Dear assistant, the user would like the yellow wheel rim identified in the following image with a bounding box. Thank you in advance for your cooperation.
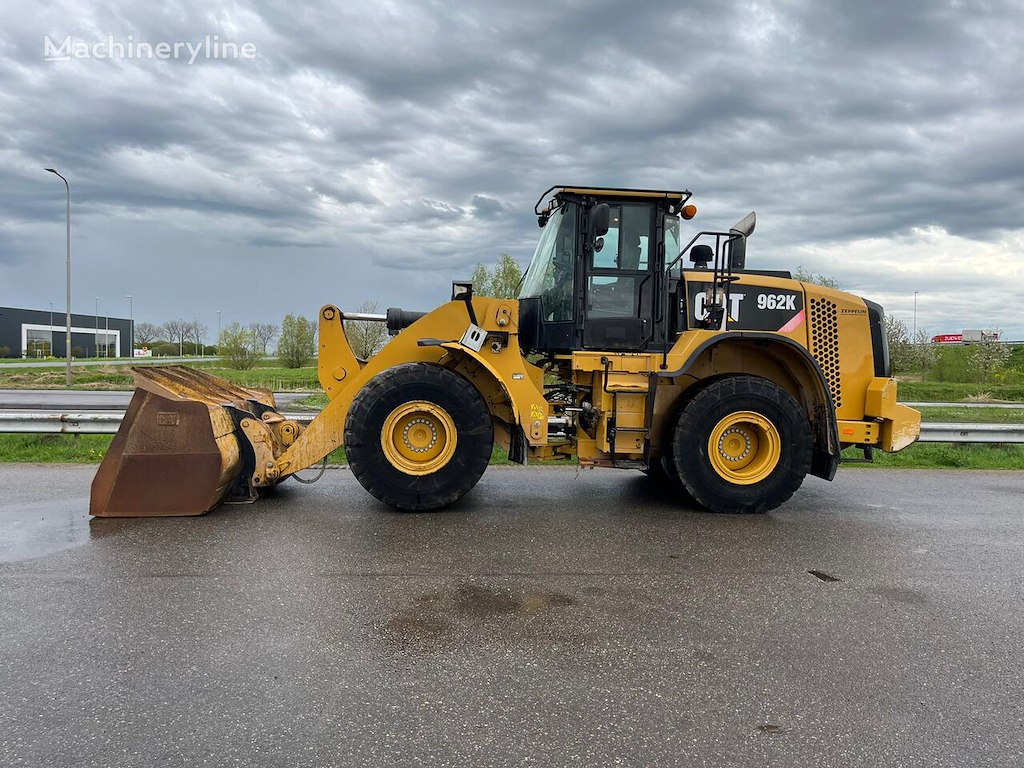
[380,401,458,476]
[707,410,781,485]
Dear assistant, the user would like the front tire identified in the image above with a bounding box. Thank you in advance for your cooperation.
[672,376,812,514]
[345,363,493,511]
[643,437,697,507]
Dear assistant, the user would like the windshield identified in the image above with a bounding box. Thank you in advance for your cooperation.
[519,202,577,321]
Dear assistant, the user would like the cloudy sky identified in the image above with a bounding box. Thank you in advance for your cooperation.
[1,0,1022,340]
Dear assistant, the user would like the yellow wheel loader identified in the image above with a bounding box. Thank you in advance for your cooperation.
[91,186,921,517]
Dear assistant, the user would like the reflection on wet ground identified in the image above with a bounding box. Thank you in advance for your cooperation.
[383,582,578,647]
[0,465,95,562]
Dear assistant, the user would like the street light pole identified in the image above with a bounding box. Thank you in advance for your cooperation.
[95,296,99,357]
[126,295,133,357]
[913,291,919,342]
[49,302,53,356]
[44,168,71,386]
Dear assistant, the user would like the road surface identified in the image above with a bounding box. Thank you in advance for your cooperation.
[1,466,1022,766]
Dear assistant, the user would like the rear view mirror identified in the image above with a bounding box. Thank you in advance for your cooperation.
[589,203,610,237]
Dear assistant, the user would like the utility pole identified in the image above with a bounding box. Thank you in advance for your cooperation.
[126,295,133,357]
[913,291,919,342]
[44,168,71,386]
[94,296,99,357]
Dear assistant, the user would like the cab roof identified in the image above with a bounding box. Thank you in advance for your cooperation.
[535,185,692,217]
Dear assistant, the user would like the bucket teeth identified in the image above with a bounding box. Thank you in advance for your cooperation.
[90,366,284,517]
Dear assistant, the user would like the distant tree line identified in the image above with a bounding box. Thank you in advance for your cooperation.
[797,268,1019,385]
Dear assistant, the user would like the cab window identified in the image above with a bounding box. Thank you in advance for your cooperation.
[591,204,651,271]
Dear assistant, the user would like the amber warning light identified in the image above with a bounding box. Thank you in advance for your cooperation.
[681,204,698,220]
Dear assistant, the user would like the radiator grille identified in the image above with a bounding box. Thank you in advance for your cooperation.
[809,298,842,408]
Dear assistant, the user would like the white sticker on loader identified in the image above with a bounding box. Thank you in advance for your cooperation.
[460,324,487,352]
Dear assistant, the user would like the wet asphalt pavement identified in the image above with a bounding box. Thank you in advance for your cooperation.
[1,465,1022,767]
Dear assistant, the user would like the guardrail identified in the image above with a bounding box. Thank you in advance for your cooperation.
[0,411,1022,443]
[0,411,316,435]
[916,423,1024,443]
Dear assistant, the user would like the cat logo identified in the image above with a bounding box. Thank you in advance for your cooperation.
[694,291,746,322]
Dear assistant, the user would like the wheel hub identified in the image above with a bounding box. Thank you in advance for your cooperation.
[381,401,458,476]
[707,411,781,485]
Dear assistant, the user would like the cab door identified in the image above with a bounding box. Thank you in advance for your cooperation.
[582,202,656,350]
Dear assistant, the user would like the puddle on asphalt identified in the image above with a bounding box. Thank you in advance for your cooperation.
[0,502,93,563]
[0,498,140,563]
[383,582,578,646]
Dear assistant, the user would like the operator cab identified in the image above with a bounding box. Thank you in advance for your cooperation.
[518,186,693,354]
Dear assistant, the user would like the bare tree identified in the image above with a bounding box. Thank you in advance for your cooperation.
[346,301,388,359]
[190,320,208,355]
[162,319,189,357]
[134,322,161,346]
[913,327,936,372]
[249,322,279,354]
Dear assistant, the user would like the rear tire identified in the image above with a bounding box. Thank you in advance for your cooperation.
[672,376,811,514]
[345,363,493,511]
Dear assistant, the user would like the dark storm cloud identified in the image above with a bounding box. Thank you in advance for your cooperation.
[1,0,1022,334]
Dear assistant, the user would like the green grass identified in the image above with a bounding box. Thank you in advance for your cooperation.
[843,443,1024,470]
[898,380,1024,402]
[916,406,1024,424]
[0,434,114,462]
[287,393,330,410]
[203,366,319,391]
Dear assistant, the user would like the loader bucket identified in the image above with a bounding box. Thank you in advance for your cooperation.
[91,366,282,517]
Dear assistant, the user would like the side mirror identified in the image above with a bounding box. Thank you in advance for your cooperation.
[589,203,610,237]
